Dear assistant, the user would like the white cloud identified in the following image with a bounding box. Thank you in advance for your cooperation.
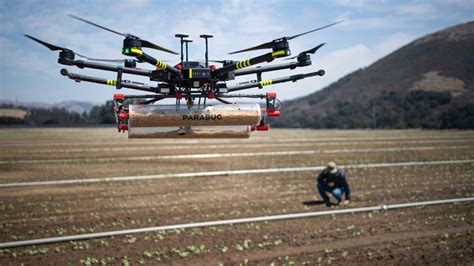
[341,17,402,30]
[0,0,471,103]
[373,32,414,57]
[272,44,373,100]
[0,36,58,77]
[266,31,415,100]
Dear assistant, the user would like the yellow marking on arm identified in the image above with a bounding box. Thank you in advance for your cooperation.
[271,50,285,57]
[155,60,167,70]
[259,80,273,86]
[236,59,252,69]
[130,48,143,56]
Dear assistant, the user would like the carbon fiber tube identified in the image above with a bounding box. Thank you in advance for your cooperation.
[60,69,157,93]
[228,69,325,92]
[213,52,275,76]
[73,60,151,76]
[137,52,181,76]
[234,61,300,76]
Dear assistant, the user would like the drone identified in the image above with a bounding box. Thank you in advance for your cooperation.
[25,15,342,138]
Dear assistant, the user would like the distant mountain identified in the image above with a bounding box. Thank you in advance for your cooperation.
[272,21,474,129]
[0,100,97,114]
[55,101,96,114]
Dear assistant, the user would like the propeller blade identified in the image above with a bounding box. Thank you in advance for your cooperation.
[287,20,344,40]
[141,40,178,55]
[285,43,326,60]
[68,14,126,37]
[228,42,274,54]
[24,34,67,51]
[228,21,343,54]
[68,14,178,55]
[25,35,140,64]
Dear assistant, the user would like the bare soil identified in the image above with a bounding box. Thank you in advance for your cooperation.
[0,128,473,265]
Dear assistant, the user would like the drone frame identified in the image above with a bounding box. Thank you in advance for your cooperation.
[26,15,342,133]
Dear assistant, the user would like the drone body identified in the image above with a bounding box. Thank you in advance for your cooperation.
[26,15,342,138]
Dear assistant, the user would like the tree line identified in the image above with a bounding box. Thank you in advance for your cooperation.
[2,91,473,129]
[0,101,116,126]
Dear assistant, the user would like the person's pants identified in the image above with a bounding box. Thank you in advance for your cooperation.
[317,182,345,205]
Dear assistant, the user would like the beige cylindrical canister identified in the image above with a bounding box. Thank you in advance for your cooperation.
[128,126,251,139]
[129,104,261,127]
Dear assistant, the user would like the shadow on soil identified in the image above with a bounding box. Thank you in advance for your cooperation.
[303,200,326,206]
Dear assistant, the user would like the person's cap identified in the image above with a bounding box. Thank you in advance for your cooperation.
[327,161,337,174]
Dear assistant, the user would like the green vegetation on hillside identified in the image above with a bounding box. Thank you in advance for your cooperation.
[272,22,474,129]
[272,90,474,129]
[440,103,474,129]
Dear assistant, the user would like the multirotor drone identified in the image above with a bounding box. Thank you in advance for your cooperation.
[26,15,342,138]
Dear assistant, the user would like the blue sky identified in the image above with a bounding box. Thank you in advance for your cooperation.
[0,0,472,104]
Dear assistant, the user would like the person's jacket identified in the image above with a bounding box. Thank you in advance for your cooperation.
[317,168,351,200]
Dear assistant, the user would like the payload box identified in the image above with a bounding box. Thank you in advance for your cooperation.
[127,104,263,138]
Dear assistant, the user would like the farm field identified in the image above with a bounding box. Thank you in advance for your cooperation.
[0,128,473,265]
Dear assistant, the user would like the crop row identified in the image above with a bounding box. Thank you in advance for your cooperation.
[1,202,471,265]
[1,164,472,242]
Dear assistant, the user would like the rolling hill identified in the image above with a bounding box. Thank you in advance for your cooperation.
[0,100,96,114]
[272,21,474,129]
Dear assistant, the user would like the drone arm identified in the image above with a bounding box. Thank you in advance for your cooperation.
[217,94,266,99]
[115,93,266,100]
[227,69,325,92]
[122,94,172,99]
[213,49,289,77]
[129,49,181,76]
[234,61,302,76]
[60,69,159,93]
[73,60,152,77]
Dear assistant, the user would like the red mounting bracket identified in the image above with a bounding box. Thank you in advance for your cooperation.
[265,92,281,117]
[113,94,128,133]
[252,124,269,131]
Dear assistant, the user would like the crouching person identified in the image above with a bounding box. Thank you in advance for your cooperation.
[317,162,351,206]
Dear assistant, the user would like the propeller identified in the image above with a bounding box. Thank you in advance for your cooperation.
[229,21,343,54]
[25,34,69,51]
[285,43,326,60]
[25,35,145,66]
[68,14,178,55]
